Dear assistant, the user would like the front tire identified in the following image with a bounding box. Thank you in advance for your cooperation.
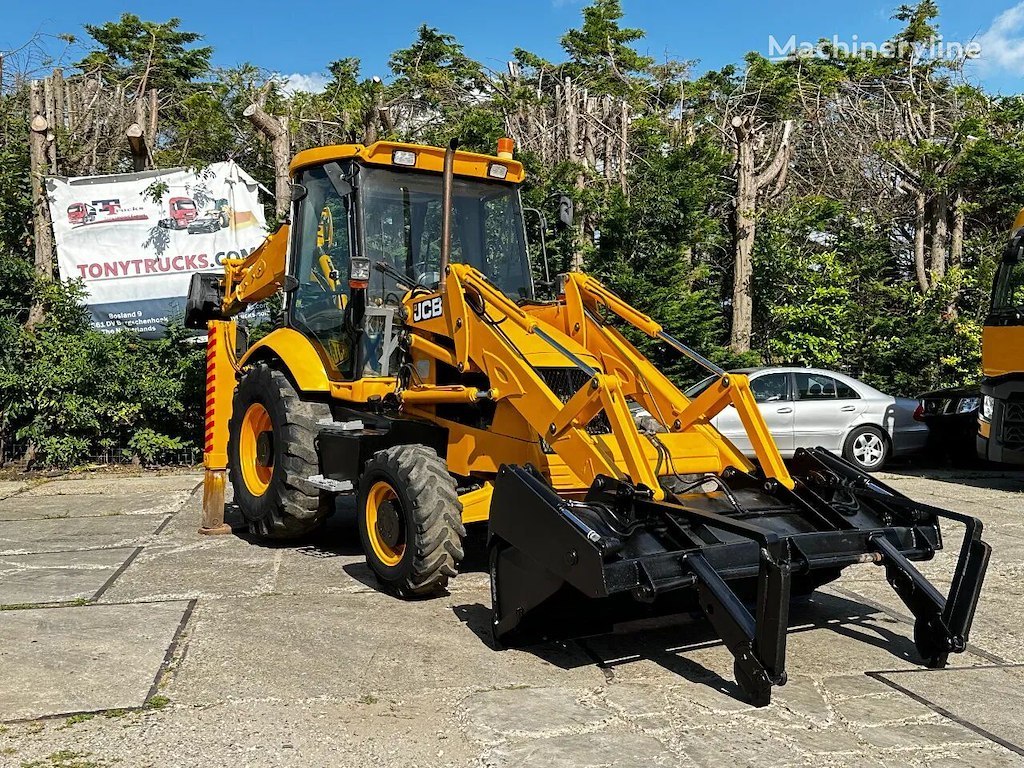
[357,445,465,597]
[843,425,890,471]
[228,363,331,539]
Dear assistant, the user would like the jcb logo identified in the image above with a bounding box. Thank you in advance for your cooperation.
[413,296,443,323]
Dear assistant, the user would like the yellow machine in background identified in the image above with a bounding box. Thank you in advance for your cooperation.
[187,137,989,707]
[979,208,1024,463]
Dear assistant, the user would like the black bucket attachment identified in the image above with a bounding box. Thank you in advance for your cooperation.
[488,448,991,706]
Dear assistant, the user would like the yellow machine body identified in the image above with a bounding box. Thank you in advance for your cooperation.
[979,207,1024,464]
[190,139,990,709]
[201,140,789,519]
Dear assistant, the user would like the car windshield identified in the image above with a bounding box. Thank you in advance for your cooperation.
[359,166,532,301]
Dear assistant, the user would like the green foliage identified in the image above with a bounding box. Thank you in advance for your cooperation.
[0,266,204,467]
[77,14,212,93]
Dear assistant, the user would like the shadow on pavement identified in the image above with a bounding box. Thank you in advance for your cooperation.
[452,589,922,706]
[881,465,1024,493]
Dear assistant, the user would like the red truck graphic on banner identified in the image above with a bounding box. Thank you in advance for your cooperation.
[67,202,97,225]
[168,197,198,229]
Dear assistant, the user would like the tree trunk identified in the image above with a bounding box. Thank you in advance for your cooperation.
[913,191,928,293]
[730,117,756,354]
[244,103,291,220]
[43,76,57,174]
[619,100,629,195]
[931,192,948,281]
[147,88,159,152]
[27,80,54,330]
[950,191,964,268]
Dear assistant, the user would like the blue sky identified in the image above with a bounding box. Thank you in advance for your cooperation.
[3,1,1023,94]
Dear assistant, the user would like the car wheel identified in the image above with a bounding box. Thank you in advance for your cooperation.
[843,425,890,471]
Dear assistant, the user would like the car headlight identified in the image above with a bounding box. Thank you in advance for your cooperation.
[957,397,980,414]
[982,395,994,421]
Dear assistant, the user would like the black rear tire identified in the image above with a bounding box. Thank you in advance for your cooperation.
[228,362,331,539]
[357,445,465,597]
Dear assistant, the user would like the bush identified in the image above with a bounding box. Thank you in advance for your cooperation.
[0,262,206,467]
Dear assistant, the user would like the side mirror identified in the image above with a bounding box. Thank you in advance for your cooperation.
[556,194,574,229]
[1005,228,1024,264]
[290,183,308,203]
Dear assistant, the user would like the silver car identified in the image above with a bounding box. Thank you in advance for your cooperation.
[685,367,928,471]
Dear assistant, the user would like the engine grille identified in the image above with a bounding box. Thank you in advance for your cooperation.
[536,367,612,439]
[1002,398,1024,451]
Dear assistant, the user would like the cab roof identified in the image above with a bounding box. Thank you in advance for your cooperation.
[289,141,525,184]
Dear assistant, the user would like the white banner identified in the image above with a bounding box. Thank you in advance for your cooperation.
[48,161,267,338]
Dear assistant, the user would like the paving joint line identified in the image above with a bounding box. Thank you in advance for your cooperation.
[145,598,198,702]
[868,670,1024,758]
[91,546,145,602]
[830,585,1009,665]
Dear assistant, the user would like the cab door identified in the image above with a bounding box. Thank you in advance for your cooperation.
[712,372,795,455]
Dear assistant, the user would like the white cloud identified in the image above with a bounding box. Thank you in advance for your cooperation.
[280,72,330,95]
[977,2,1024,74]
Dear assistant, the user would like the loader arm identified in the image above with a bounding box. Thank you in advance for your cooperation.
[402,263,665,497]
[560,272,793,488]
[400,263,792,496]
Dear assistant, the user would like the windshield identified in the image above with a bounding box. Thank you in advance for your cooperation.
[173,200,195,210]
[992,256,1024,317]
[359,166,532,300]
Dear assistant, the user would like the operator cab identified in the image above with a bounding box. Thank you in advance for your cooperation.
[286,142,531,382]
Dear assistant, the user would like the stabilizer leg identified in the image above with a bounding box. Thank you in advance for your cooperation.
[199,320,235,536]
[687,550,790,707]
[872,533,990,667]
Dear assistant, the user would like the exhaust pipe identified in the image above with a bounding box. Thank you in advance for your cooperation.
[439,138,459,295]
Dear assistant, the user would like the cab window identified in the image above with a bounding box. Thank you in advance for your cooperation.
[290,164,353,379]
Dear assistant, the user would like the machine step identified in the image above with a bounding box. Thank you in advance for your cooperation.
[306,474,354,493]
[318,418,365,431]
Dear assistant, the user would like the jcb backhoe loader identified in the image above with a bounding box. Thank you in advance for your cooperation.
[188,138,990,706]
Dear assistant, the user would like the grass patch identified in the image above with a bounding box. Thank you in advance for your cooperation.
[100,710,128,719]
[0,597,90,611]
[144,695,170,710]
[20,749,113,768]
[357,694,378,705]
[62,714,94,727]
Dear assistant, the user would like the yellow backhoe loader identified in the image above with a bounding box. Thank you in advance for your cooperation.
[188,138,990,706]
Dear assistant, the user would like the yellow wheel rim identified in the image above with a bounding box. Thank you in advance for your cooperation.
[239,402,273,496]
[365,481,405,567]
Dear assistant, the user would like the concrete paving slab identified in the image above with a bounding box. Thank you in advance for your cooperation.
[461,687,613,743]
[0,547,136,605]
[483,730,676,768]
[0,489,192,521]
[97,541,280,602]
[0,695,477,768]
[874,665,1024,757]
[22,474,201,497]
[0,601,191,720]
[0,513,166,555]
[0,469,1019,767]
[169,593,602,705]
[0,480,28,500]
